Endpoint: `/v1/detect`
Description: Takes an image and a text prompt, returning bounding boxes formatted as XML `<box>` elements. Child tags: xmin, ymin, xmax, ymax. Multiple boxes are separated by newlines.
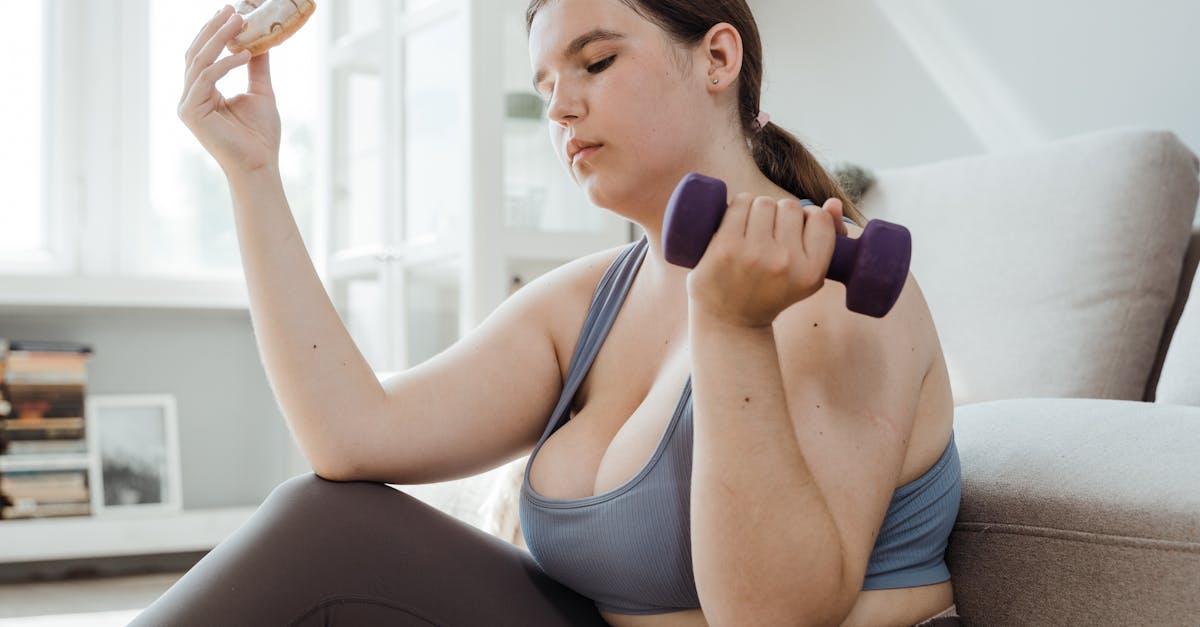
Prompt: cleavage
<box><xmin>530</xmin><ymin>336</ymin><xmax>690</xmax><ymax>501</ymax></box>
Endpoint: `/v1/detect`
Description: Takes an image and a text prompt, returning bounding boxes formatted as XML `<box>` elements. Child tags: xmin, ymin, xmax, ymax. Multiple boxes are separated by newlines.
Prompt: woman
<box><xmin>143</xmin><ymin>0</ymin><xmax>960</xmax><ymax>625</ymax></box>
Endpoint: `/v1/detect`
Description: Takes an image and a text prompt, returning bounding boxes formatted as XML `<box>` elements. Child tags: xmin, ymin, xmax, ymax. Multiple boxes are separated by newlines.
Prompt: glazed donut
<box><xmin>225</xmin><ymin>0</ymin><xmax>317</xmax><ymax>57</ymax></box>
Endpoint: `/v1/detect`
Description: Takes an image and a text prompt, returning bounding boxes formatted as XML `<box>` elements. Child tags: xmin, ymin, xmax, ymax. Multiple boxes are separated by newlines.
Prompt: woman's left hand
<box><xmin>685</xmin><ymin>193</ymin><xmax>849</xmax><ymax>329</ymax></box>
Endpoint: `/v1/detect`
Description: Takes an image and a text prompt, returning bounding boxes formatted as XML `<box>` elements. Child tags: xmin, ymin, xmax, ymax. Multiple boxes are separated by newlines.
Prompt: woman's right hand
<box><xmin>178</xmin><ymin>5</ymin><xmax>282</xmax><ymax>175</ymax></box>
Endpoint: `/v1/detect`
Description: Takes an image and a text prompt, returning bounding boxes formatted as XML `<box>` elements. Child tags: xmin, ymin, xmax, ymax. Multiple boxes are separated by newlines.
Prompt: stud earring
<box><xmin>712</xmin><ymin>78</ymin><xmax>719</xmax><ymax>85</ymax></box>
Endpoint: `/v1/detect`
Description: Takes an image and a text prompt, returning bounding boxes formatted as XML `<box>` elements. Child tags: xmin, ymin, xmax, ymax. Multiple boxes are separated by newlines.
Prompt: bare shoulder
<box><xmin>536</xmin><ymin>240</ymin><xmax>637</xmax><ymax>374</ymax></box>
<box><xmin>776</xmin><ymin>221</ymin><xmax>940</xmax><ymax>380</ymax></box>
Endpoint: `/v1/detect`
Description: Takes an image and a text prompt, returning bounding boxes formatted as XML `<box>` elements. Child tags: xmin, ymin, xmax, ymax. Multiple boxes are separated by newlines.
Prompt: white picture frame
<box><xmin>86</xmin><ymin>394</ymin><xmax>183</xmax><ymax>518</ymax></box>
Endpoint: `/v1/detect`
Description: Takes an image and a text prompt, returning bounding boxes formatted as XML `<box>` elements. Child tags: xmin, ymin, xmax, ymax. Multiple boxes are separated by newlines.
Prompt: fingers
<box><xmin>718</xmin><ymin>193</ymin><xmax>839</xmax><ymax>266</ymax></box>
<box><xmin>247</xmin><ymin>50</ymin><xmax>274</xmax><ymax>96</ymax></box>
<box><xmin>717</xmin><ymin>192</ymin><xmax>754</xmax><ymax>241</ymax></box>
<box><xmin>184</xmin><ymin>10</ymin><xmax>246</xmax><ymax>95</ymax></box>
<box><xmin>185</xmin><ymin>5</ymin><xmax>233</xmax><ymax>66</ymax></box>
<box><xmin>745</xmin><ymin>195</ymin><xmax>778</xmax><ymax>244</ymax></box>
<box><xmin>824</xmin><ymin>197</ymin><xmax>848</xmax><ymax>236</ymax></box>
<box><xmin>776</xmin><ymin>198</ymin><xmax>808</xmax><ymax>251</ymax></box>
<box><xmin>178</xmin><ymin>48</ymin><xmax>253</xmax><ymax>121</ymax></box>
<box><xmin>801</xmin><ymin>203</ymin><xmax>836</xmax><ymax>268</ymax></box>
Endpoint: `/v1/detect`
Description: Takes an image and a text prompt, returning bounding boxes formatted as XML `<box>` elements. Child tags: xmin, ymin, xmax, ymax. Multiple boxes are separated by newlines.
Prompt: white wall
<box><xmin>752</xmin><ymin>0</ymin><xmax>1200</xmax><ymax>174</ymax></box>
<box><xmin>753</xmin><ymin>0</ymin><xmax>983</xmax><ymax>169</ymax></box>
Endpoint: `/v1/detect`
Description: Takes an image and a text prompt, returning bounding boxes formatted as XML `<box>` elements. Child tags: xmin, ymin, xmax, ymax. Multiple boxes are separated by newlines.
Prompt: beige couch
<box><xmin>397</xmin><ymin>127</ymin><xmax>1200</xmax><ymax>626</ymax></box>
<box><xmin>858</xmin><ymin>127</ymin><xmax>1200</xmax><ymax>626</ymax></box>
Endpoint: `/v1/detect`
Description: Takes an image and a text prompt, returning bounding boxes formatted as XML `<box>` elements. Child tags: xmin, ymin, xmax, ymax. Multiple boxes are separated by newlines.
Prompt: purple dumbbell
<box><xmin>662</xmin><ymin>172</ymin><xmax>911</xmax><ymax>318</ymax></box>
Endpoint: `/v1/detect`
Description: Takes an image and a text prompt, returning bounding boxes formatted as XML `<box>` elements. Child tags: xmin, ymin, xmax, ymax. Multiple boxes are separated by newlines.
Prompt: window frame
<box><xmin>0</xmin><ymin>0</ymin><xmax>321</xmax><ymax>309</ymax></box>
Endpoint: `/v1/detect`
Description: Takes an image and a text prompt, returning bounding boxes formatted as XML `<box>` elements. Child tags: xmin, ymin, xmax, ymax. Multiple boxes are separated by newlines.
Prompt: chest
<box><xmin>529</xmin><ymin>286</ymin><xmax>692</xmax><ymax>500</ymax></box>
<box><xmin>532</xmin><ymin>310</ymin><xmax>947</xmax><ymax>504</ymax></box>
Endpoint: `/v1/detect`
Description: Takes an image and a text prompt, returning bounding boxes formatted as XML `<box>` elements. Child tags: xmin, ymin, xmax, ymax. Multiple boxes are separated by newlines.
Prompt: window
<box><xmin>142</xmin><ymin>2</ymin><xmax>320</xmax><ymax>278</ymax></box>
<box><xmin>0</xmin><ymin>2</ymin><xmax>322</xmax><ymax>287</ymax></box>
<box><xmin>0</xmin><ymin>0</ymin><xmax>45</xmax><ymax>260</ymax></box>
<box><xmin>404</xmin><ymin>14</ymin><xmax>467</xmax><ymax>245</ymax></box>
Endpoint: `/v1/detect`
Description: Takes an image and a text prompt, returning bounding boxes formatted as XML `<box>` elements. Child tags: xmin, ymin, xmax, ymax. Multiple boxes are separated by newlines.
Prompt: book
<box><xmin>0</xmin><ymin>453</ymin><xmax>90</xmax><ymax>472</ymax></box>
<box><xmin>2</xmin><ymin>501</ymin><xmax>92</xmax><ymax>519</ymax></box>
<box><xmin>0</xmin><ymin>469</ymin><xmax>87</xmax><ymax>491</ymax></box>
<box><xmin>2</xmin><ymin>439</ymin><xmax>89</xmax><ymax>456</ymax></box>
<box><xmin>1</xmin><ymin>417</ymin><xmax>85</xmax><ymax>430</ymax></box>
<box><xmin>0</xmin><ymin>339</ymin><xmax>95</xmax><ymax>520</ymax></box>
<box><xmin>5</xmin><ymin>340</ymin><xmax>93</xmax><ymax>354</ymax></box>
<box><xmin>1</xmin><ymin>417</ymin><xmax>86</xmax><ymax>443</ymax></box>
<box><xmin>5</xmin><ymin>482</ymin><xmax>89</xmax><ymax>503</ymax></box>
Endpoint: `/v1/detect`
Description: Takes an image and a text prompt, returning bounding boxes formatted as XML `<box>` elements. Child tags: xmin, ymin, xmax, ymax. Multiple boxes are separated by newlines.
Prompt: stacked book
<box><xmin>0</xmin><ymin>338</ymin><xmax>95</xmax><ymax>520</ymax></box>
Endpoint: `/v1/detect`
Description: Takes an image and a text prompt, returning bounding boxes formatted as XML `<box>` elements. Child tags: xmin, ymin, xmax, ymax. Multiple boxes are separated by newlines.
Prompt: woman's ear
<box><xmin>702</xmin><ymin>22</ymin><xmax>743</xmax><ymax>91</ymax></box>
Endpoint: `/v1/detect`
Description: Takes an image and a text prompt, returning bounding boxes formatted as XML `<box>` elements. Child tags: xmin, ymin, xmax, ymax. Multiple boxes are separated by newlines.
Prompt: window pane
<box><xmin>404</xmin><ymin>0</ymin><xmax>441</xmax><ymax>13</ymax></box>
<box><xmin>503</xmin><ymin>114</ymin><xmax>606</xmax><ymax>233</ymax></box>
<box><xmin>341</xmin><ymin>275</ymin><xmax>389</xmax><ymax>371</ymax></box>
<box><xmin>405</xmin><ymin>260</ymin><xmax>460</xmax><ymax>367</ymax></box>
<box><xmin>334</xmin><ymin>0</ymin><xmax>383</xmax><ymax>40</ymax></box>
<box><xmin>0</xmin><ymin>0</ymin><xmax>44</xmax><ymax>254</ymax></box>
<box><xmin>334</xmin><ymin>72</ymin><xmax>384</xmax><ymax>251</ymax></box>
<box><xmin>499</xmin><ymin>2</ymin><xmax>603</xmax><ymax>233</ymax></box>
<box><xmin>404</xmin><ymin>15</ymin><xmax>466</xmax><ymax>245</ymax></box>
<box><xmin>143</xmin><ymin>2</ymin><xmax>319</xmax><ymax>278</ymax></box>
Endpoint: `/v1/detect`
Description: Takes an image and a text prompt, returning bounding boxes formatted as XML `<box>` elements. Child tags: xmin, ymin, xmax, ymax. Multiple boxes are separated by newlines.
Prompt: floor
<box><xmin>0</xmin><ymin>571</ymin><xmax>182</xmax><ymax>625</ymax></box>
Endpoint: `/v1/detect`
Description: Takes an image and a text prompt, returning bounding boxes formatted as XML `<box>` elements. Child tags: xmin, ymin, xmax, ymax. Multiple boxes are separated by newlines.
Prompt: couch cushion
<box><xmin>947</xmin><ymin>398</ymin><xmax>1200</xmax><ymax>625</ymax></box>
<box><xmin>858</xmin><ymin>128</ymin><xmax>1200</xmax><ymax>405</ymax></box>
<box><xmin>1154</xmin><ymin>228</ymin><xmax>1200</xmax><ymax>405</ymax></box>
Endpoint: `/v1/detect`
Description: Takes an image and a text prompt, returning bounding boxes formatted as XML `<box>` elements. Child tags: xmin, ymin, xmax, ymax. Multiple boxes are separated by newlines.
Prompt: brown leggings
<box><xmin>129</xmin><ymin>472</ymin><xmax>610</xmax><ymax>626</ymax></box>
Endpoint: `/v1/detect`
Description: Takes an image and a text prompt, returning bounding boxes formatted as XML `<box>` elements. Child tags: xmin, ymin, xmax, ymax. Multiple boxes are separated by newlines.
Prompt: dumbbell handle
<box><xmin>662</xmin><ymin>172</ymin><xmax>911</xmax><ymax>318</ymax></box>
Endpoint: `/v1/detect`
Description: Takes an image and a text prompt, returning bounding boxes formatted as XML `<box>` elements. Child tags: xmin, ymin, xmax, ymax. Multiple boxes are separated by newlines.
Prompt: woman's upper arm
<box><xmin>327</xmin><ymin>245</ymin><xmax>623</xmax><ymax>484</ymax></box>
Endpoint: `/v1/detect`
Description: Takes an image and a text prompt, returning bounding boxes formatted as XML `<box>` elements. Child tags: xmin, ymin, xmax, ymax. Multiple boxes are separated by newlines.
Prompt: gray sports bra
<box><xmin>519</xmin><ymin>222</ymin><xmax>960</xmax><ymax>615</ymax></box>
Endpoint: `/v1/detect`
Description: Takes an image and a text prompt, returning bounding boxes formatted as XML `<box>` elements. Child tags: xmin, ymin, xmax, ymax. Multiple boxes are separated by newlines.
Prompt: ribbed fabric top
<box><xmin>519</xmin><ymin>224</ymin><xmax>961</xmax><ymax>615</ymax></box>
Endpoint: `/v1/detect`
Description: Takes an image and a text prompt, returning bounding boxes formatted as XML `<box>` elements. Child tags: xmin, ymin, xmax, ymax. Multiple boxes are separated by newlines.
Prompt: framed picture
<box><xmin>86</xmin><ymin>394</ymin><xmax>183</xmax><ymax>517</ymax></box>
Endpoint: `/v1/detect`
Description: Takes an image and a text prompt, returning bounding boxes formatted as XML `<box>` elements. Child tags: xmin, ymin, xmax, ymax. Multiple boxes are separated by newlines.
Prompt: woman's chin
<box><xmin>576</xmin><ymin>172</ymin><xmax>617</xmax><ymax>208</ymax></box>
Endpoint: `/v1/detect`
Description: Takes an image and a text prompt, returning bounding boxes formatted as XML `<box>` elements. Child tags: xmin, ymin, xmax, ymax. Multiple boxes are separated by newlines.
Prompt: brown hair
<box><xmin>525</xmin><ymin>0</ymin><xmax>867</xmax><ymax>226</ymax></box>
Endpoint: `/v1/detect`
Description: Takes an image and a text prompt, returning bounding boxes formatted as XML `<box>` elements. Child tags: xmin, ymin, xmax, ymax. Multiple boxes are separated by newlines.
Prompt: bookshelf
<box><xmin>0</xmin><ymin>307</ymin><xmax>311</xmax><ymax>567</ymax></box>
<box><xmin>0</xmin><ymin>506</ymin><xmax>258</xmax><ymax>563</ymax></box>
<box><xmin>0</xmin><ymin>276</ymin><xmax>249</xmax><ymax>311</ymax></box>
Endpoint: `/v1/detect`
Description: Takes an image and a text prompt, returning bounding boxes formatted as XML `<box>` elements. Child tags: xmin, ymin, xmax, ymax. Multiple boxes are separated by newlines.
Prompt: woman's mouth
<box><xmin>572</xmin><ymin>145</ymin><xmax>602</xmax><ymax>166</ymax></box>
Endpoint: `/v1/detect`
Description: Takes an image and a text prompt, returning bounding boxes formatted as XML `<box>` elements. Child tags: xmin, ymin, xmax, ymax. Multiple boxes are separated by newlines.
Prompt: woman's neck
<box><xmin>633</xmin><ymin>159</ymin><xmax>796</xmax><ymax>299</ymax></box>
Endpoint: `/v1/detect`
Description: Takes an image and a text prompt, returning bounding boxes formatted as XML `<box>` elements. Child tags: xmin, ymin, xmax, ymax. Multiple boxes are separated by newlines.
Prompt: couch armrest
<box><xmin>948</xmin><ymin>398</ymin><xmax>1200</xmax><ymax>626</ymax></box>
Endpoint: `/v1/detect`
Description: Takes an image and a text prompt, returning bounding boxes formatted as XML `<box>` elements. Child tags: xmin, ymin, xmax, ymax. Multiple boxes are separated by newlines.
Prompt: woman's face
<box><xmin>528</xmin><ymin>0</ymin><xmax>712</xmax><ymax>213</ymax></box>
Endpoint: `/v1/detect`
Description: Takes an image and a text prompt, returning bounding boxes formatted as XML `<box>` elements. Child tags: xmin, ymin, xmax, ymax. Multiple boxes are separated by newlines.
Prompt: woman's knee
<box><xmin>266</xmin><ymin>471</ymin><xmax>339</xmax><ymax>502</ymax></box>
<box><xmin>264</xmin><ymin>471</ymin><xmax>395</xmax><ymax>509</ymax></box>
<box><xmin>257</xmin><ymin>472</ymin><xmax>439</xmax><ymax>538</ymax></box>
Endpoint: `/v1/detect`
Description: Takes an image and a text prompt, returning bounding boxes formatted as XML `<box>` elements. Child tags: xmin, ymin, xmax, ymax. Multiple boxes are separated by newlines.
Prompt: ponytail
<box><xmin>751</xmin><ymin>123</ymin><xmax>868</xmax><ymax>227</ymax></box>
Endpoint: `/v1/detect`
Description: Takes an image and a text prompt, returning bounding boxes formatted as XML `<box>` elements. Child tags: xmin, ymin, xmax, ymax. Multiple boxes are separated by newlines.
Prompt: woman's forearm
<box><xmin>688</xmin><ymin>307</ymin><xmax>846</xmax><ymax>625</ymax></box>
<box><xmin>226</xmin><ymin>165</ymin><xmax>387</xmax><ymax>477</ymax></box>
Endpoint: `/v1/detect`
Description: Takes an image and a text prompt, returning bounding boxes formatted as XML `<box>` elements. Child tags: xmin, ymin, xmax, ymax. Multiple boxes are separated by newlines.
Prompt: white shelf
<box><xmin>0</xmin><ymin>506</ymin><xmax>258</xmax><ymax>563</ymax></box>
<box><xmin>0</xmin><ymin>275</ymin><xmax>250</xmax><ymax>311</ymax></box>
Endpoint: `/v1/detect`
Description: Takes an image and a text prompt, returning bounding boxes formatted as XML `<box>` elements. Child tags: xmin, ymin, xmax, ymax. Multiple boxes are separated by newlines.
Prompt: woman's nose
<box><xmin>545</xmin><ymin>89</ymin><xmax>581</xmax><ymax>126</ymax></box>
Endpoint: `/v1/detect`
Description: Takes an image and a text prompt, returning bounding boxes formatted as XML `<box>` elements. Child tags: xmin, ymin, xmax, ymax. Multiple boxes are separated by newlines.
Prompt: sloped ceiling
<box><xmin>753</xmin><ymin>0</ymin><xmax>1198</xmax><ymax>173</ymax></box>
<box><xmin>936</xmin><ymin>0</ymin><xmax>1199</xmax><ymax>152</ymax></box>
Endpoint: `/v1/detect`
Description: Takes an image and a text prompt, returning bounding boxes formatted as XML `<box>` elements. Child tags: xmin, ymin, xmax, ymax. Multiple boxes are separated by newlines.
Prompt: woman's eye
<box><xmin>587</xmin><ymin>56</ymin><xmax>616</xmax><ymax>73</ymax></box>
<box><xmin>538</xmin><ymin>56</ymin><xmax>616</xmax><ymax>111</ymax></box>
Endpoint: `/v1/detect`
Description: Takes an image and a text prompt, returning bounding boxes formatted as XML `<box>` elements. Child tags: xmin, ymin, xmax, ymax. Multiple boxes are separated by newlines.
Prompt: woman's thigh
<box><xmin>130</xmin><ymin>472</ymin><xmax>608</xmax><ymax>627</ymax></box>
